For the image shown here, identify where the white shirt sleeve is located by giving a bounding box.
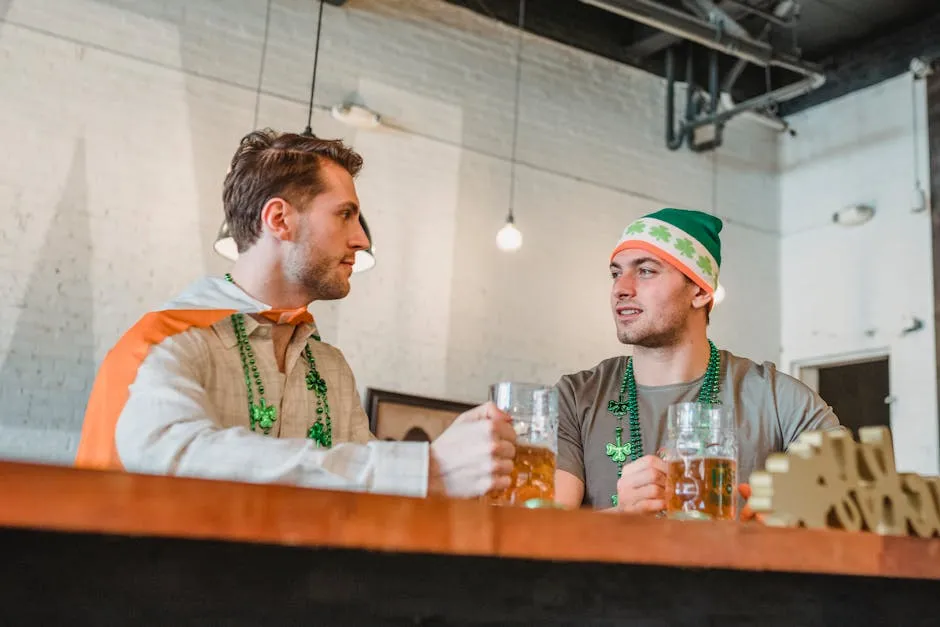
[113,330,428,497]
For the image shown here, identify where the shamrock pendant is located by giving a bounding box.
[607,399,629,417]
[605,440,631,464]
[306,369,327,394]
[606,425,632,464]
[250,399,278,434]
[307,421,330,448]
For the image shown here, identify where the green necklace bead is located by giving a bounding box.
[223,273,332,447]
[606,340,722,507]
[303,344,332,448]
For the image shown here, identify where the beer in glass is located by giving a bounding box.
[487,382,558,507]
[662,402,738,520]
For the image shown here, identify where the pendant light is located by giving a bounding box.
[213,0,375,272]
[496,0,526,253]
[300,1,375,271]
[212,221,238,261]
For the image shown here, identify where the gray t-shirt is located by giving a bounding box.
[555,350,841,509]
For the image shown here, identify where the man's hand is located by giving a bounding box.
[427,402,516,498]
[614,455,667,514]
[738,483,765,523]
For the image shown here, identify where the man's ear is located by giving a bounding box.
[259,197,296,242]
[690,283,713,312]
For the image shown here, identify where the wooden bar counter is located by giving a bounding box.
[2,461,939,626]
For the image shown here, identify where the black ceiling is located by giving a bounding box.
[439,0,940,116]
[783,0,934,58]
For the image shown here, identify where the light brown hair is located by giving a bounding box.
[222,129,363,252]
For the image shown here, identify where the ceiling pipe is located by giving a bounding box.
[584,0,822,148]
[682,0,750,40]
[665,47,687,150]
[721,3,784,95]
[688,48,725,151]
[717,1,800,134]
[665,47,726,152]
[723,0,799,29]
[582,0,772,65]
[580,0,823,80]
[685,69,822,132]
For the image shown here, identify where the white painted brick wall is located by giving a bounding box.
[779,74,938,474]
[0,0,780,464]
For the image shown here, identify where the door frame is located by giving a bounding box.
[791,348,890,394]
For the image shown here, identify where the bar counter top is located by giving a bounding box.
[2,461,939,626]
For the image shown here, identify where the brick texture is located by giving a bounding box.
[0,0,780,463]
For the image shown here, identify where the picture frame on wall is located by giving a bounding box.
[364,388,476,442]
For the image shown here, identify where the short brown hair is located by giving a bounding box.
[222,129,364,252]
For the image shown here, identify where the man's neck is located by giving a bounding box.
[229,248,315,310]
[631,334,711,387]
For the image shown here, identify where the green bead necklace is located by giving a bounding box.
[224,273,332,448]
[606,340,721,507]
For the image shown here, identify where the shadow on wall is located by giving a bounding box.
[0,0,259,462]
[0,139,96,463]
[82,0,250,272]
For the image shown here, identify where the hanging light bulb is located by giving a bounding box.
[496,214,523,252]
[497,0,526,253]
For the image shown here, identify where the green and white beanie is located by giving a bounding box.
[610,208,723,295]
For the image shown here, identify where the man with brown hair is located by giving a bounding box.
[554,208,839,513]
[76,129,516,499]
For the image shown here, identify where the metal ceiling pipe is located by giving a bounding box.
[717,1,800,133]
[688,48,726,152]
[721,0,800,93]
[722,19,774,94]
[664,47,687,150]
[581,0,773,65]
[588,0,823,148]
[723,0,799,28]
[683,0,750,40]
[580,0,823,79]
[683,70,823,131]
[665,47,725,151]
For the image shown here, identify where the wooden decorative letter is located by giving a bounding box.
[747,426,940,537]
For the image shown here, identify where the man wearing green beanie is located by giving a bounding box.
[554,208,840,512]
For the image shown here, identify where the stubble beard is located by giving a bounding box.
[616,308,687,349]
[284,243,350,302]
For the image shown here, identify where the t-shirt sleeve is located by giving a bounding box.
[771,367,842,449]
[555,374,585,482]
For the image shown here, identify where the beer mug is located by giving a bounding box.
[486,382,558,507]
[662,402,738,521]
